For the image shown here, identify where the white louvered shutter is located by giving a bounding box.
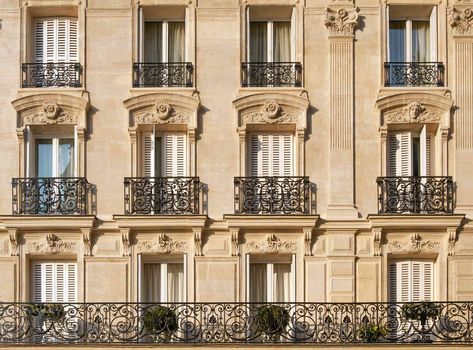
[249,134,260,177]
[163,133,187,177]
[142,132,154,177]
[32,262,77,302]
[249,134,293,176]
[387,134,398,177]
[35,18,79,63]
[68,20,79,62]
[387,132,412,176]
[426,134,433,176]
[261,134,271,176]
[389,261,434,302]
[388,262,398,302]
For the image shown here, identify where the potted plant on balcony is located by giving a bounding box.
[402,302,441,342]
[143,305,178,342]
[257,305,290,342]
[25,303,65,322]
[357,322,387,343]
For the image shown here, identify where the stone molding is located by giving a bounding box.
[384,101,442,124]
[387,233,440,255]
[246,234,297,254]
[324,6,359,36]
[137,234,188,254]
[450,7,473,36]
[27,233,77,255]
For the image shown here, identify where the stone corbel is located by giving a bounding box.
[303,227,313,256]
[82,228,92,257]
[193,227,203,257]
[230,228,240,256]
[121,228,131,257]
[372,227,382,257]
[8,229,18,256]
[448,227,458,256]
[324,6,359,37]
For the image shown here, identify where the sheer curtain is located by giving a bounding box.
[144,22,163,62]
[250,263,267,302]
[389,21,406,62]
[250,22,267,62]
[36,140,53,177]
[142,263,161,303]
[273,264,291,303]
[168,22,185,62]
[273,22,291,62]
[167,263,184,302]
[412,21,430,62]
[58,139,74,177]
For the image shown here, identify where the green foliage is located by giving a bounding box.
[402,302,441,322]
[357,322,388,343]
[257,305,290,336]
[25,303,65,321]
[143,306,178,334]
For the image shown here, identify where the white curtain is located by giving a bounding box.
[168,22,185,62]
[249,263,267,302]
[250,22,267,62]
[389,21,405,62]
[167,263,184,302]
[143,263,161,303]
[412,21,430,62]
[144,22,162,62]
[273,264,291,303]
[273,22,291,62]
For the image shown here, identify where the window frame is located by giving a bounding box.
[141,20,186,63]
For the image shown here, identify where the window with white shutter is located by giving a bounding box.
[34,18,79,63]
[32,261,77,303]
[248,133,293,176]
[388,260,434,302]
[141,130,187,177]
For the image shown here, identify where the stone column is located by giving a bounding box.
[450,7,473,215]
[324,6,359,219]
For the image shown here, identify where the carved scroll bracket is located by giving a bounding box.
[373,228,382,257]
[193,227,203,257]
[230,228,240,257]
[448,227,458,256]
[8,229,18,256]
[82,228,92,257]
[303,227,313,256]
[121,228,131,257]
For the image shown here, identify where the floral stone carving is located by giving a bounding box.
[450,7,473,36]
[384,101,441,124]
[24,101,78,125]
[246,234,297,254]
[138,234,187,254]
[243,100,298,124]
[387,233,440,254]
[28,233,76,255]
[324,7,359,36]
[135,100,189,124]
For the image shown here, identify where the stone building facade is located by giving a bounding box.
[0,0,472,347]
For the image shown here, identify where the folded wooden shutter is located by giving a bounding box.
[249,134,293,177]
[388,262,397,302]
[426,134,433,176]
[387,132,412,177]
[249,134,260,177]
[389,260,434,302]
[32,262,77,302]
[163,133,187,177]
[142,132,154,177]
[35,18,79,63]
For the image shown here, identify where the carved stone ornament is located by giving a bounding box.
[387,233,440,254]
[324,7,359,36]
[137,234,188,254]
[28,233,76,255]
[243,101,299,124]
[384,101,441,124]
[246,234,297,254]
[135,100,189,124]
[450,7,473,36]
[24,101,78,125]
[373,228,382,257]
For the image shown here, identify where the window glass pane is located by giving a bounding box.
[58,139,74,177]
[250,22,267,62]
[412,137,420,177]
[142,263,161,303]
[273,22,291,62]
[155,136,162,176]
[389,21,406,62]
[412,21,430,62]
[167,263,184,302]
[36,139,53,177]
[168,22,185,62]
[145,22,163,62]
[273,263,291,303]
[250,263,267,302]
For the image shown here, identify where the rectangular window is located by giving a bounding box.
[34,136,75,177]
[32,261,77,302]
[144,21,185,63]
[35,17,79,63]
[248,133,293,177]
[388,260,434,302]
[141,261,185,303]
[141,130,186,177]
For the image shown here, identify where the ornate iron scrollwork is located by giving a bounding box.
[132,63,193,87]
[21,63,82,88]
[384,62,445,87]
[241,62,302,87]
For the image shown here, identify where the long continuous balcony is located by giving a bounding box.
[21,63,82,88]
[12,177,89,215]
[124,177,200,215]
[377,176,454,214]
[384,62,445,87]
[132,63,193,88]
[241,62,302,87]
[0,302,471,344]
[234,176,310,214]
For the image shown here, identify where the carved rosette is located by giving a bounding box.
[135,100,189,124]
[27,234,77,255]
[137,234,188,254]
[324,7,359,36]
[450,7,473,36]
[246,234,297,254]
[243,100,299,125]
[24,101,78,125]
[384,101,441,124]
[387,233,440,254]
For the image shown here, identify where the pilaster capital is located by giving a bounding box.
[324,6,359,37]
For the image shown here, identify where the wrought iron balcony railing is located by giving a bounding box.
[124,177,200,215]
[132,63,193,88]
[241,62,302,87]
[377,176,454,214]
[12,177,89,215]
[384,62,445,87]
[0,302,471,344]
[21,63,82,88]
[234,176,310,214]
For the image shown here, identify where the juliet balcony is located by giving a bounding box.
[12,177,89,215]
[132,63,194,88]
[124,177,200,215]
[0,301,471,345]
[377,176,454,214]
[241,62,302,88]
[234,176,311,215]
[384,62,445,87]
[21,63,82,88]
